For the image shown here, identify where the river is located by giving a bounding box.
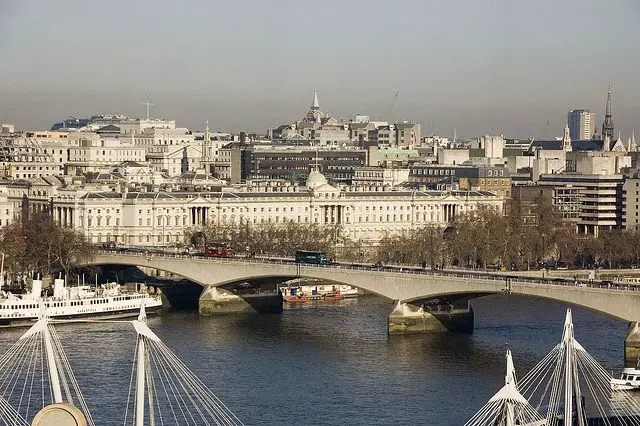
[0,294,628,425]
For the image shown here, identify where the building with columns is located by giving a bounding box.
[1,170,503,246]
[0,183,11,227]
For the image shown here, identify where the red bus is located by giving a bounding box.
[204,242,234,258]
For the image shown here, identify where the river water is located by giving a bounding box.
[0,294,628,425]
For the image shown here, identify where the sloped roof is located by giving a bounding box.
[81,192,122,199]
[120,161,147,167]
[96,124,121,133]
[31,175,66,186]
[530,139,605,151]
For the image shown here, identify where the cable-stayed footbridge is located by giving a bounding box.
[467,309,640,426]
[0,304,244,426]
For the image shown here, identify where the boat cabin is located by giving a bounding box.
[619,371,640,382]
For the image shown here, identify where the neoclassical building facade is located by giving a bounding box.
[2,171,503,246]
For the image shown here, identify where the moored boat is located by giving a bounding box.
[0,277,162,327]
[280,283,354,302]
[610,359,640,391]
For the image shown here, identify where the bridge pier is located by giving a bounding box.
[388,301,474,334]
[625,322,640,364]
[199,285,283,315]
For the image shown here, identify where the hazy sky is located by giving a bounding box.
[1,0,639,139]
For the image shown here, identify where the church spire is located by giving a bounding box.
[304,89,324,123]
[602,80,614,139]
[563,123,572,151]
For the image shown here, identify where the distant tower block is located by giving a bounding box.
[567,109,596,140]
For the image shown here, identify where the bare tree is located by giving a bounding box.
[0,212,96,283]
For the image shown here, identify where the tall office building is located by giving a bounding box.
[567,109,596,140]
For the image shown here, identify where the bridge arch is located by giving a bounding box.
[86,253,640,323]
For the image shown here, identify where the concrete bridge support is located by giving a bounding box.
[625,322,640,365]
[388,301,474,334]
[199,285,283,315]
[89,254,640,364]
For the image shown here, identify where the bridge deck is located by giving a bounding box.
[88,251,640,322]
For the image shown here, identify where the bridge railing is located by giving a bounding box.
[94,250,637,293]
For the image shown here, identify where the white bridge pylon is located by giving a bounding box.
[464,350,546,426]
[0,303,244,426]
[0,303,94,425]
[126,304,245,426]
[469,309,640,426]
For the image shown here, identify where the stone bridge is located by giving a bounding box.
[87,252,640,362]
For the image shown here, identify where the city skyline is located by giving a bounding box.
[1,0,639,138]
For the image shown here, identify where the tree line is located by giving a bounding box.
[0,211,96,286]
[189,195,640,270]
[377,196,639,270]
[188,222,347,259]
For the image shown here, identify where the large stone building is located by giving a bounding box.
[0,183,11,227]
[623,170,640,231]
[214,144,369,184]
[2,114,211,180]
[408,164,511,198]
[351,167,410,186]
[66,138,146,175]
[471,135,504,160]
[535,173,624,236]
[1,171,503,247]
[271,91,421,149]
[0,133,64,180]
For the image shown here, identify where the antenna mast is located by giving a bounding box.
[143,99,154,120]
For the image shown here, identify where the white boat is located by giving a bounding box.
[0,277,162,327]
[610,359,640,391]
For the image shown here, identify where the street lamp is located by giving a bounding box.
[0,251,4,291]
[162,215,166,252]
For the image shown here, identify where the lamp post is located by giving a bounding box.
[0,251,4,291]
[162,215,166,252]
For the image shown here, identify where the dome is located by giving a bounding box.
[306,170,328,189]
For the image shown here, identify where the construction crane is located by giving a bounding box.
[384,91,399,121]
[541,120,549,140]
